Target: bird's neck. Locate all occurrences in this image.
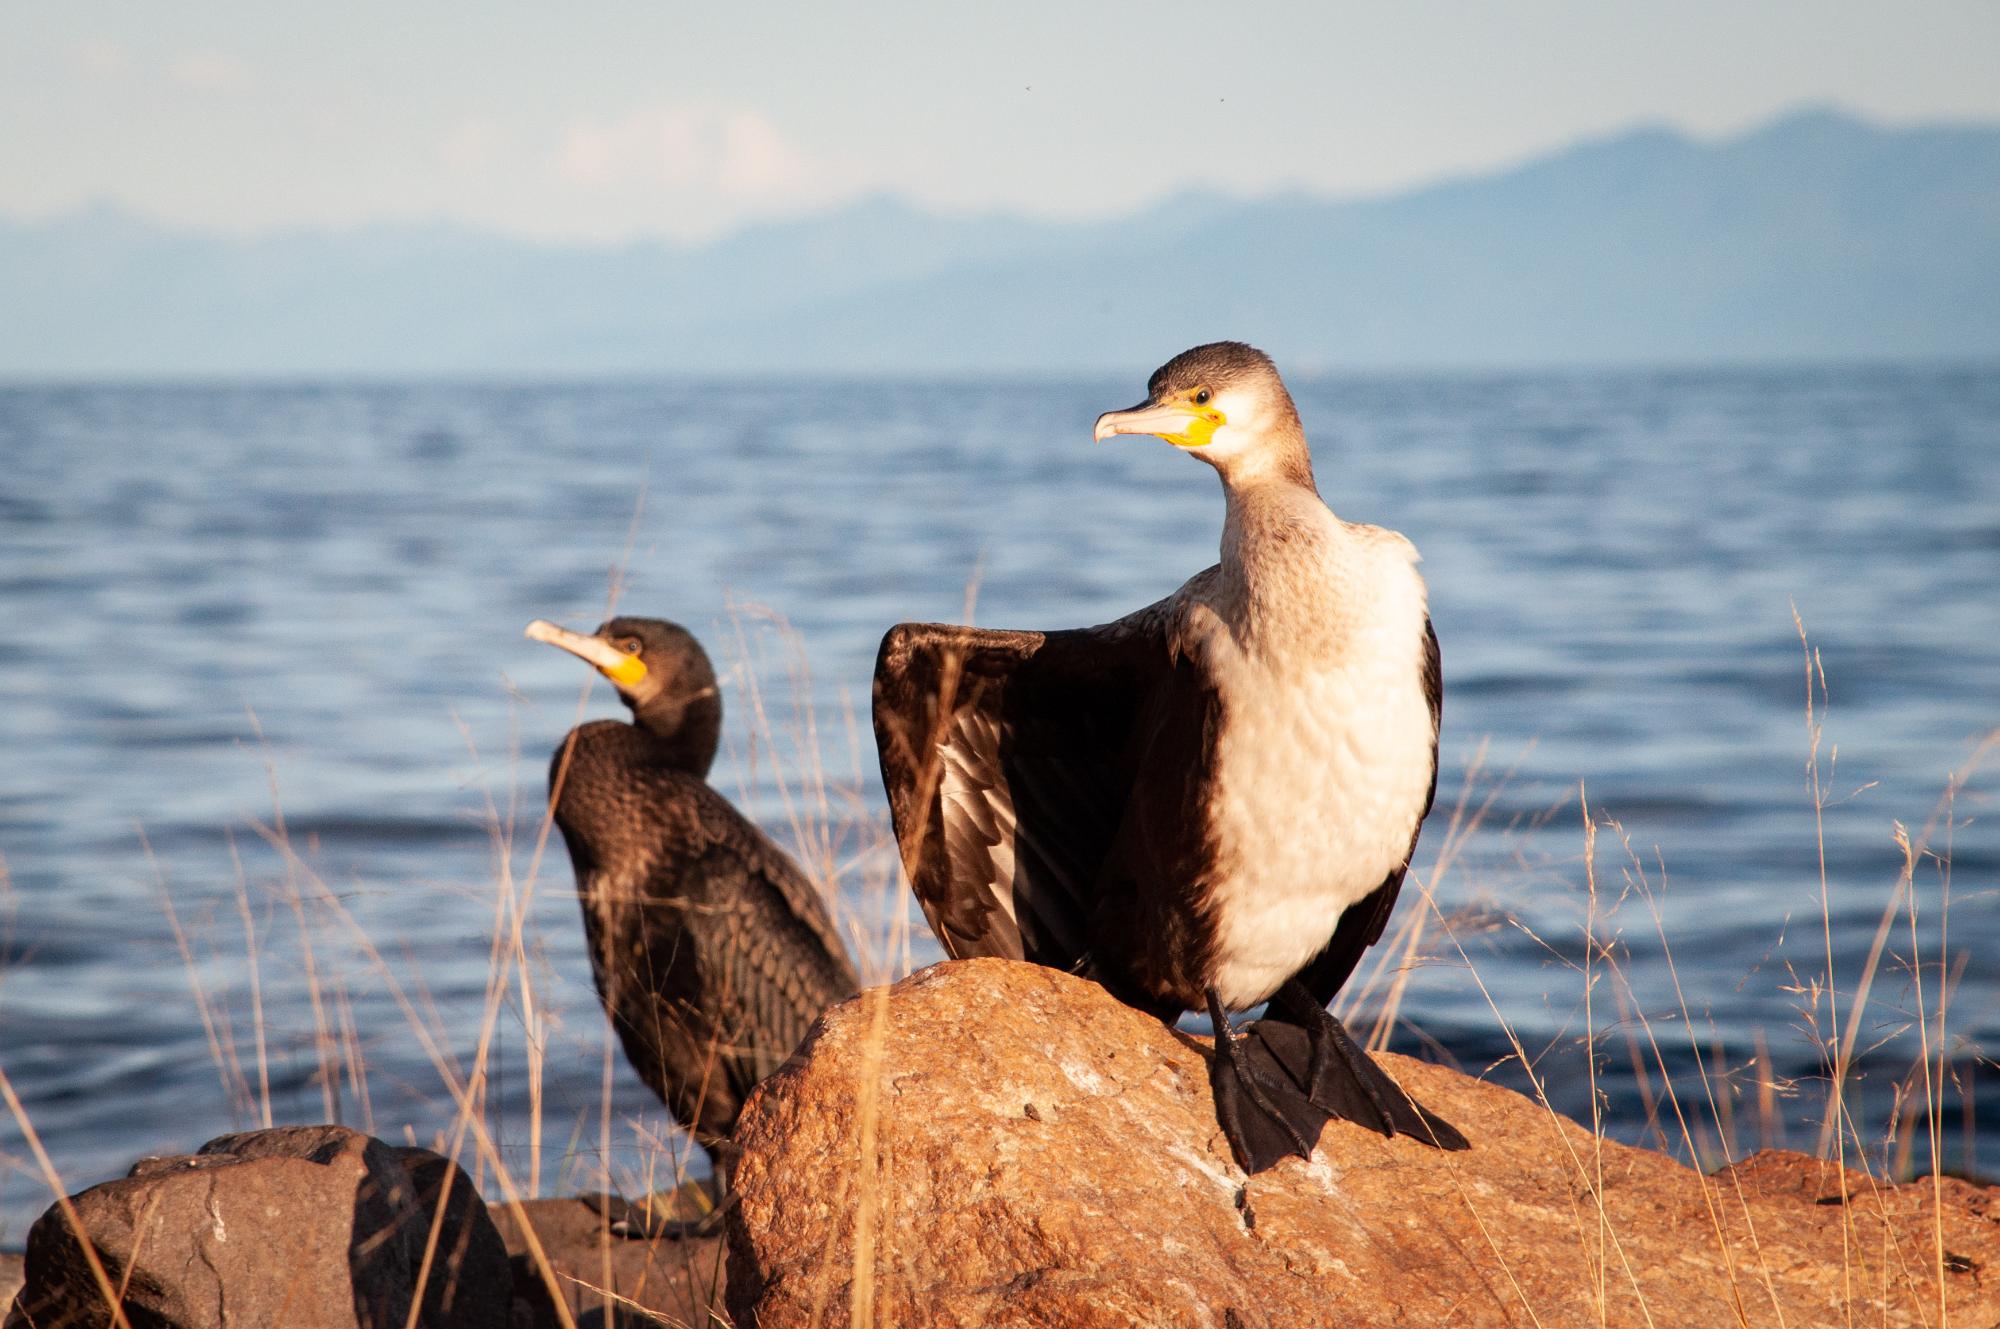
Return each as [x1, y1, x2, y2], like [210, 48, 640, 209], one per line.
[1219, 468, 1336, 556]
[629, 694, 722, 776]
[1213, 421, 1317, 496]
[1214, 428, 1324, 575]
[1216, 472, 1347, 646]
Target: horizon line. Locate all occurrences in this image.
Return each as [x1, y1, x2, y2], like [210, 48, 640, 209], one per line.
[5, 350, 1997, 392]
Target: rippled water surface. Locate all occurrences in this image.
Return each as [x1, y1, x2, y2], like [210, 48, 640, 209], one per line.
[2, 367, 1996, 1236]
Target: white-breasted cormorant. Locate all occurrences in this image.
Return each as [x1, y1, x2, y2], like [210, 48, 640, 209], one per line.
[528, 615, 859, 1223]
[872, 342, 1468, 1173]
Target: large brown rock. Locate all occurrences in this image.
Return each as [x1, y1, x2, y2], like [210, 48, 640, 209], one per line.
[6, 1125, 508, 1329]
[726, 959, 1999, 1328]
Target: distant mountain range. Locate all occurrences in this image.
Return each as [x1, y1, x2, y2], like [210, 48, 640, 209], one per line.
[4, 107, 1997, 376]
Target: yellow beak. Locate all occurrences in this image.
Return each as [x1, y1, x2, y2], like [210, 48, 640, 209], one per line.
[1092, 400, 1223, 449]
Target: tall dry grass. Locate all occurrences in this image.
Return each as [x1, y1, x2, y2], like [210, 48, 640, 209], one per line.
[2, 589, 1989, 1326]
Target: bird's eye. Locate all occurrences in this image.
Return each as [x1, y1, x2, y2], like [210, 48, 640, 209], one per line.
[621, 639, 642, 655]
[1194, 389, 1212, 406]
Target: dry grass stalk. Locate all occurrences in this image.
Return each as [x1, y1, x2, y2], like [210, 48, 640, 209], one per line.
[0, 1066, 135, 1329]
[8, 554, 1980, 1329]
[1795, 608, 1858, 1325]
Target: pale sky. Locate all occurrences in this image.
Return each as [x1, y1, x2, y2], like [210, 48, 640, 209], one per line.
[7, 1, 1999, 243]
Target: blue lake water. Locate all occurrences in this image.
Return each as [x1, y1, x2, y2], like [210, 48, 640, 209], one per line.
[0, 366, 1995, 1238]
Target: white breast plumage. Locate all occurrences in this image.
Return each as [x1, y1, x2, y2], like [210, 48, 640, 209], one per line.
[1192, 512, 1435, 1010]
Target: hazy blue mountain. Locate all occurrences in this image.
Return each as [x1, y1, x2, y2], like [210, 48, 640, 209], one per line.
[3, 107, 1995, 376]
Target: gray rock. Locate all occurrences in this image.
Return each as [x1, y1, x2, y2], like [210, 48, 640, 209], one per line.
[6, 1124, 507, 1329]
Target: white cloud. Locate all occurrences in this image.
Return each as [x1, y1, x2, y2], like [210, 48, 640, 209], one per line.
[559, 103, 827, 202]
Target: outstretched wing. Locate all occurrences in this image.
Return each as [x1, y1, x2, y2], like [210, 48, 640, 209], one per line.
[871, 585, 1209, 974]
[1296, 616, 1443, 1009]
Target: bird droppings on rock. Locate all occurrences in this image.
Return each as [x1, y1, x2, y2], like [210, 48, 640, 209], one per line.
[725, 957, 1999, 1328]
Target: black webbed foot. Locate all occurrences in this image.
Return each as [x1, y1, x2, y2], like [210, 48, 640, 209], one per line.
[1206, 988, 1333, 1173]
[1258, 980, 1471, 1152]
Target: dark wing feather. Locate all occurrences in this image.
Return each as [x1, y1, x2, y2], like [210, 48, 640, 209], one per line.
[872, 587, 1204, 974]
[1297, 616, 1442, 1010]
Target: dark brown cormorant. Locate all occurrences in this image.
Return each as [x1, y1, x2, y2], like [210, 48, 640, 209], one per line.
[527, 615, 859, 1226]
[872, 342, 1468, 1174]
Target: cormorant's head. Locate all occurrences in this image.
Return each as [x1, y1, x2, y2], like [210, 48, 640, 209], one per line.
[1092, 341, 1312, 488]
[525, 615, 722, 774]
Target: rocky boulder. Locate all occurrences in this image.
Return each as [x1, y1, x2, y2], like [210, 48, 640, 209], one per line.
[726, 958, 1998, 1328]
[6, 1124, 508, 1329]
